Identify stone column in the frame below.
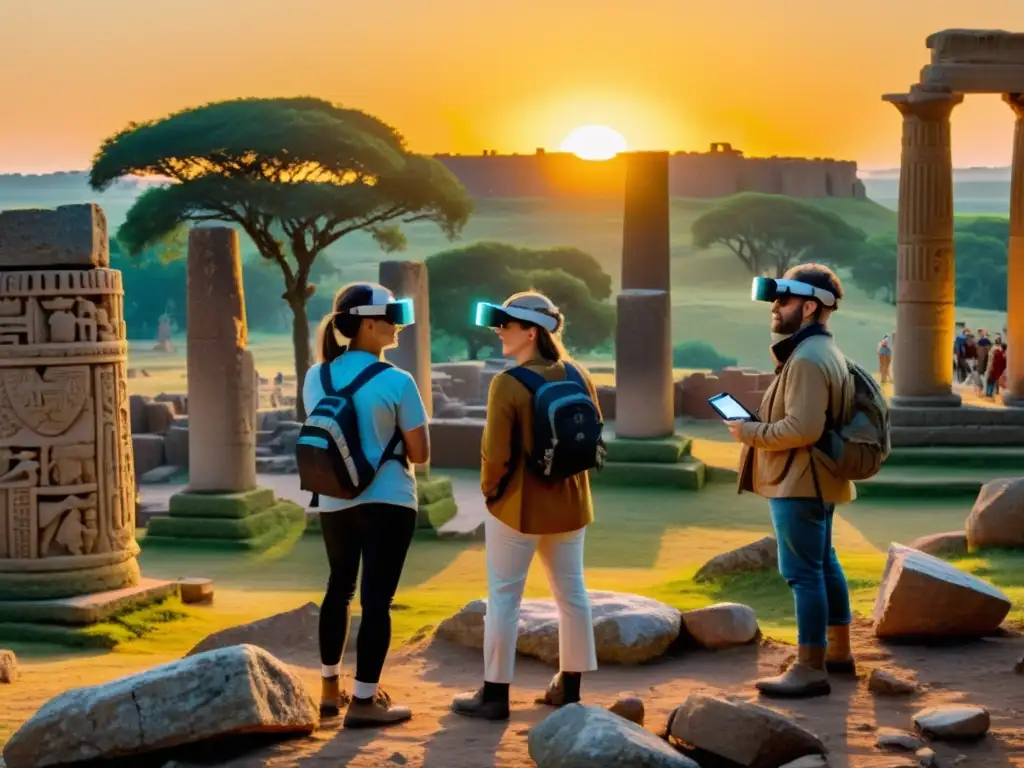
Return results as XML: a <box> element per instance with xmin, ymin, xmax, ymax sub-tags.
<box><xmin>0</xmin><ymin>204</ymin><xmax>141</xmax><ymax>599</ymax></box>
<box><xmin>621</xmin><ymin>151</ymin><xmax>671</xmax><ymax>292</ymax></box>
<box><xmin>614</xmin><ymin>289</ymin><xmax>674</xmax><ymax>438</ymax></box>
<box><xmin>380</xmin><ymin>260</ymin><xmax>433</xmax><ymax>417</ymax></box>
<box><xmin>185</xmin><ymin>227</ymin><xmax>256</xmax><ymax>493</ymax></box>
<box><xmin>882</xmin><ymin>89</ymin><xmax>964</xmax><ymax>407</ymax></box>
<box><xmin>1004</xmin><ymin>94</ymin><xmax>1024</xmax><ymax>406</ymax></box>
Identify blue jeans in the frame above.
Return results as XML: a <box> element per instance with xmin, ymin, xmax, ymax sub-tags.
<box><xmin>768</xmin><ymin>498</ymin><xmax>852</xmax><ymax>647</ymax></box>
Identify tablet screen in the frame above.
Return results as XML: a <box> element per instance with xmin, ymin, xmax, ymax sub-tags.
<box><xmin>709</xmin><ymin>393</ymin><xmax>754</xmax><ymax>420</ymax></box>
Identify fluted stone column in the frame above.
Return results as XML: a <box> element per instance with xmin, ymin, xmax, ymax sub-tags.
<box><xmin>185</xmin><ymin>228</ymin><xmax>256</xmax><ymax>493</ymax></box>
<box><xmin>883</xmin><ymin>89</ymin><xmax>964</xmax><ymax>407</ymax></box>
<box><xmin>1004</xmin><ymin>94</ymin><xmax>1024</xmax><ymax>407</ymax></box>
<box><xmin>621</xmin><ymin>151</ymin><xmax>670</xmax><ymax>292</ymax></box>
<box><xmin>380</xmin><ymin>260</ymin><xmax>432</xmax><ymax>417</ymax></box>
<box><xmin>614</xmin><ymin>289</ymin><xmax>674</xmax><ymax>438</ymax></box>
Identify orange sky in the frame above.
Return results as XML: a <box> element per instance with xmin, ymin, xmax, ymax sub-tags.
<box><xmin>3</xmin><ymin>0</ymin><xmax>1024</xmax><ymax>173</ymax></box>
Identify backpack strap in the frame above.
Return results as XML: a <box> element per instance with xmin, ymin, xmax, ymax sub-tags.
<box><xmin>379</xmin><ymin>426</ymin><xmax>407</xmax><ymax>468</ymax></box>
<box><xmin>562</xmin><ymin>362</ymin><xmax>585</xmax><ymax>387</ymax></box>
<box><xmin>319</xmin><ymin>363</ymin><xmax>337</xmax><ymax>397</ymax></box>
<box><xmin>340</xmin><ymin>360</ymin><xmax>393</xmax><ymax>397</ymax></box>
<box><xmin>506</xmin><ymin>365</ymin><xmax>547</xmax><ymax>394</ymax></box>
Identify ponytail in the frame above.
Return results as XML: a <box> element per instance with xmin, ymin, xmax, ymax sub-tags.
<box><xmin>316</xmin><ymin>312</ymin><xmax>361</xmax><ymax>365</ymax></box>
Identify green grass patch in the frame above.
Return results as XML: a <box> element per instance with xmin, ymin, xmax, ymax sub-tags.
<box><xmin>417</xmin><ymin>496</ymin><xmax>459</xmax><ymax>530</ymax></box>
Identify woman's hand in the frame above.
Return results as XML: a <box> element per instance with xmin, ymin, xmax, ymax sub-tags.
<box><xmin>724</xmin><ymin>419</ymin><xmax>746</xmax><ymax>442</ymax></box>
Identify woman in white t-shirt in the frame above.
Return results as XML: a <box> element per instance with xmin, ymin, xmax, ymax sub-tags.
<box><xmin>303</xmin><ymin>282</ymin><xmax>430</xmax><ymax>729</ymax></box>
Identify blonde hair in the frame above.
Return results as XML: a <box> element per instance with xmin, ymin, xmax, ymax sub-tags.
<box><xmin>503</xmin><ymin>290</ymin><xmax>569</xmax><ymax>362</ymax></box>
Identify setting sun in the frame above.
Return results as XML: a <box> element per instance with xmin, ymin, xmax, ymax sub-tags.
<box><xmin>559</xmin><ymin>125</ymin><xmax>628</xmax><ymax>160</ymax></box>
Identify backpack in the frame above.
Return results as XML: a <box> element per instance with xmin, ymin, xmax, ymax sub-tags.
<box><xmin>295</xmin><ymin>361</ymin><xmax>405</xmax><ymax>503</ymax></box>
<box><xmin>818</xmin><ymin>358</ymin><xmax>891</xmax><ymax>481</ymax></box>
<box><xmin>506</xmin><ymin>362</ymin><xmax>606</xmax><ymax>482</ymax></box>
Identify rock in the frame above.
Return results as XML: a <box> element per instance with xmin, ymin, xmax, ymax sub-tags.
<box><xmin>0</xmin><ymin>650</ymin><xmax>16</xmax><ymax>683</ymax></box>
<box><xmin>1</xmin><ymin>644</ymin><xmax>317</xmax><ymax>768</ymax></box>
<box><xmin>907</xmin><ymin>531</ymin><xmax>968</xmax><ymax>559</ymax></box>
<box><xmin>178</xmin><ymin>578</ymin><xmax>214</xmax><ymax>604</ymax></box>
<box><xmin>872</xmin><ymin>544</ymin><xmax>1011</xmax><ymax>639</ymax></box>
<box><xmin>437</xmin><ymin>591</ymin><xmax>681</xmax><ymax>665</ymax></box>
<box><xmin>966</xmin><ymin>477</ymin><xmax>1024</xmax><ymax>549</ymax></box>
<box><xmin>694</xmin><ymin>536</ymin><xmax>778</xmax><ymax>582</ymax></box>
<box><xmin>912</xmin><ymin>705</ymin><xmax>990</xmax><ymax>740</ymax></box>
<box><xmin>916</xmin><ymin>747</ymin><xmax>936</xmax><ymax>767</ymax></box>
<box><xmin>0</xmin><ymin>204</ymin><xmax>109</xmax><ymax>269</ymax></box>
<box><xmin>681</xmin><ymin>602</ymin><xmax>759</xmax><ymax>648</ymax></box>
<box><xmin>667</xmin><ymin>693</ymin><xmax>826</xmax><ymax>768</ymax></box>
<box><xmin>528</xmin><ymin>704</ymin><xmax>698</xmax><ymax>768</ymax></box>
<box><xmin>779</xmin><ymin>758</ymin><xmax>828</xmax><ymax>768</ymax></box>
<box><xmin>868</xmin><ymin>668</ymin><xmax>920</xmax><ymax>697</ymax></box>
<box><xmin>608</xmin><ymin>696</ymin><xmax>645</xmax><ymax>726</ymax></box>
<box><xmin>185</xmin><ymin>603</ymin><xmax>330</xmax><ymax>665</ymax></box>
<box><xmin>876</xmin><ymin>727</ymin><xmax>924</xmax><ymax>751</ymax></box>
<box><xmin>144</xmin><ymin>401</ymin><xmax>177</xmax><ymax>434</ymax></box>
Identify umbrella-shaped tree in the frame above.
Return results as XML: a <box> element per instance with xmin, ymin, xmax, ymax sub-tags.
<box><xmin>89</xmin><ymin>97</ymin><xmax>473</xmax><ymax>416</ymax></box>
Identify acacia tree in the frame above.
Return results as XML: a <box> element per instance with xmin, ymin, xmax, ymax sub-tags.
<box><xmin>89</xmin><ymin>97</ymin><xmax>473</xmax><ymax>416</ymax></box>
<box><xmin>691</xmin><ymin>192</ymin><xmax>866</xmax><ymax>277</ymax></box>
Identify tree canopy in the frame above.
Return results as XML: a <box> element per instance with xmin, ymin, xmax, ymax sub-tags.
<box><xmin>690</xmin><ymin>192</ymin><xmax>867</xmax><ymax>277</ymax></box>
<box><xmin>426</xmin><ymin>242</ymin><xmax>615</xmax><ymax>359</ymax></box>
<box><xmin>89</xmin><ymin>97</ymin><xmax>473</xmax><ymax>416</ymax></box>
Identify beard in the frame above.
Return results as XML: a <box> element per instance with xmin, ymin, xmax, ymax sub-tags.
<box><xmin>772</xmin><ymin>310</ymin><xmax>804</xmax><ymax>336</ymax></box>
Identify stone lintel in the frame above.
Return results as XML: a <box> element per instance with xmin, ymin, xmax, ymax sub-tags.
<box><xmin>0</xmin><ymin>203</ymin><xmax>109</xmax><ymax>269</ymax></box>
<box><xmin>0</xmin><ymin>578</ymin><xmax>178</xmax><ymax>626</ymax></box>
<box><xmin>920</xmin><ymin>63</ymin><xmax>1024</xmax><ymax>94</ymax></box>
<box><xmin>927</xmin><ymin>29</ymin><xmax>1024</xmax><ymax>66</ymax></box>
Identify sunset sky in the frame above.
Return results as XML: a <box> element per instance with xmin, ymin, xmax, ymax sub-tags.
<box><xmin>4</xmin><ymin>0</ymin><xmax>1024</xmax><ymax>174</ymax></box>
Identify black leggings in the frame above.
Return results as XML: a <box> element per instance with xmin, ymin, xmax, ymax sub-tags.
<box><xmin>318</xmin><ymin>503</ymin><xmax>417</xmax><ymax>683</ymax></box>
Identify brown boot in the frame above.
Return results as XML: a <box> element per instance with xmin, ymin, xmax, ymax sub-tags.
<box><xmin>343</xmin><ymin>688</ymin><xmax>412</xmax><ymax>729</ymax></box>
<box><xmin>825</xmin><ymin>624</ymin><xmax>856</xmax><ymax>675</ymax></box>
<box><xmin>755</xmin><ymin>645</ymin><xmax>830</xmax><ymax>698</ymax></box>
<box><xmin>320</xmin><ymin>676</ymin><xmax>351</xmax><ymax>717</ymax></box>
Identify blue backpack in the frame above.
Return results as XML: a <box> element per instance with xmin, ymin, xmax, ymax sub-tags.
<box><xmin>296</xmin><ymin>361</ymin><xmax>405</xmax><ymax>504</ymax></box>
<box><xmin>506</xmin><ymin>362</ymin><xmax>605</xmax><ymax>481</ymax></box>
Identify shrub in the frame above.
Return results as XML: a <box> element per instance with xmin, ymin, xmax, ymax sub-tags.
<box><xmin>672</xmin><ymin>340</ymin><xmax>737</xmax><ymax>371</ymax></box>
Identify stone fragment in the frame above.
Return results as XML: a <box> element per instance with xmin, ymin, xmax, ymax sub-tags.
<box><xmin>668</xmin><ymin>693</ymin><xmax>826</xmax><ymax>768</ymax></box>
<box><xmin>907</xmin><ymin>531</ymin><xmax>968</xmax><ymax>558</ymax></box>
<box><xmin>681</xmin><ymin>602</ymin><xmax>759</xmax><ymax>648</ymax></box>
<box><xmin>1</xmin><ymin>644</ymin><xmax>317</xmax><ymax>767</ymax></box>
<box><xmin>186</xmin><ymin>602</ymin><xmax>321</xmax><ymax>663</ymax></box>
<box><xmin>912</xmin><ymin>705</ymin><xmax>990</xmax><ymax>740</ymax></box>
<box><xmin>695</xmin><ymin>536</ymin><xmax>778</xmax><ymax>582</ymax></box>
<box><xmin>966</xmin><ymin>477</ymin><xmax>1024</xmax><ymax>549</ymax></box>
<box><xmin>607</xmin><ymin>695</ymin><xmax>645</xmax><ymax>726</ymax></box>
<box><xmin>436</xmin><ymin>591</ymin><xmax>681</xmax><ymax>665</ymax></box>
<box><xmin>779</xmin><ymin>757</ymin><xmax>828</xmax><ymax>768</ymax></box>
<box><xmin>0</xmin><ymin>204</ymin><xmax>108</xmax><ymax>268</ymax></box>
<box><xmin>178</xmin><ymin>578</ymin><xmax>214</xmax><ymax>604</ymax></box>
<box><xmin>0</xmin><ymin>649</ymin><xmax>16</xmax><ymax>683</ymax></box>
<box><xmin>916</xmin><ymin>747</ymin><xmax>937</xmax><ymax>767</ymax></box>
<box><xmin>528</xmin><ymin>704</ymin><xmax>698</xmax><ymax>768</ymax></box>
<box><xmin>876</xmin><ymin>727</ymin><xmax>924</xmax><ymax>751</ymax></box>
<box><xmin>868</xmin><ymin>668</ymin><xmax>920</xmax><ymax>697</ymax></box>
<box><xmin>872</xmin><ymin>544</ymin><xmax>1011</xmax><ymax>638</ymax></box>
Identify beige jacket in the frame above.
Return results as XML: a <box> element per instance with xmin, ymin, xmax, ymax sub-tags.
<box><xmin>737</xmin><ymin>333</ymin><xmax>856</xmax><ymax>503</ymax></box>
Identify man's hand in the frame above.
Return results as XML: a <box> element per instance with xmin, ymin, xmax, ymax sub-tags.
<box><xmin>724</xmin><ymin>419</ymin><xmax>746</xmax><ymax>442</ymax></box>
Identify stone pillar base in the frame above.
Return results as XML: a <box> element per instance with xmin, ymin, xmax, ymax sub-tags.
<box><xmin>890</xmin><ymin>394</ymin><xmax>962</xmax><ymax>408</ymax></box>
<box><xmin>0</xmin><ymin>556</ymin><xmax>140</xmax><ymax>601</ymax></box>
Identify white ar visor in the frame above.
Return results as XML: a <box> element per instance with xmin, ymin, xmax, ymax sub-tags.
<box><xmin>751</xmin><ymin>277</ymin><xmax>836</xmax><ymax>308</ymax></box>
<box><xmin>345</xmin><ymin>287</ymin><xmax>415</xmax><ymax>324</ymax></box>
<box><xmin>474</xmin><ymin>302</ymin><xmax>560</xmax><ymax>332</ymax></box>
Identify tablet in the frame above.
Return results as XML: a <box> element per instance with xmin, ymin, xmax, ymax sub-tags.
<box><xmin>707</xmin><ymin>392</ymin><xmax>758</xmax><ymax>421</ymax></box>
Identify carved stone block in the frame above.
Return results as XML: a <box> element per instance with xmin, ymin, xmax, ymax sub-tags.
<box><xmin>928</xmin><ymin>29</ymin><xmax>1024</xmax><ymax>66</ymax></box>
<box><xmin>0</xmin><ymin>204</ymin><xmax>109</xmax><ymax>269</ymax></box>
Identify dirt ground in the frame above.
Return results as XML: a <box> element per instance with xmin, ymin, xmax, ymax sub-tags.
<box><xmin>16</xmin><ymin>618</ymin><xmax>1016</xmax><ymax>768</ymax></box>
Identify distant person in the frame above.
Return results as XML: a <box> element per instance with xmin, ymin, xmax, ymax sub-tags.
<box><xmin>877</xmin><ymin>335</ymin><xmax>892</xmax><ymax>384</ymax></box>
<box><xmin>953</xmin><ymin>328</ymin><xmax>969</xmax><ymax>383</ymax></box>
<box><xmin>300</xmin><ymin>282</ymin><xmax>429</xmax><ymax>728</ymax></box>
<box><xmin>727</xmin><ymin>264</ymin><xmax>883</xmax><ymax>699</ymax></box>
<box><xmin>987</xmin><ymin>343</ymin><xmax>1007</xmax><ymax>398</ymax></box>
<box><xmin>976</xmin><ymin>330</ymin><xmax>993</xmax><ymax>394</ymax></box>
<box><xmin>451</xmin><ymin>291</ymin><xmax>603</xmax><ymax>720</ymax></box>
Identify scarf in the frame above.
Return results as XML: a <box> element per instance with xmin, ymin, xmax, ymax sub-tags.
<box><xmin>770</xmin><ymin>322</ymin><xmax>832</xmax><ymax>373</ymax></box>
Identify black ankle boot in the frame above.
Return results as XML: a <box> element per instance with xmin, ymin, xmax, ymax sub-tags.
<box><xmin>451</xmin><ymin>681</ymin><xmax>510</xmax><ymax>721</ymax></box>
<box><xmin>536</xmin><ymin>672</ymin><xmax>582</xmax><ymax>707</ymax></box>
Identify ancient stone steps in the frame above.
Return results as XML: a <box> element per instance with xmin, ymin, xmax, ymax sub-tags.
<box><xmin>590</xmin><ymin>457</ymin><xmax>706</xmax><ymax>490</ymax></box>
<box><xmin>857</xmin><ymin>465</ymin><xmax>995</xmax><ymax>500</ymax></box>
<box><xmin>886</xmin><ymin>445</ymin><xmax>1024</xmax><ymax>469</ymax></box>
<box><xmin>891</xmin><ymin>425</ymin><xmax>1024</xmax><ymax>446</ymax></box>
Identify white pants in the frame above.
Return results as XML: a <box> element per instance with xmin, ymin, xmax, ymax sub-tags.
<box><xmin>483</xmin><ymin>514</ymin><xmax>598</xmax><ymax>684</ymax></box>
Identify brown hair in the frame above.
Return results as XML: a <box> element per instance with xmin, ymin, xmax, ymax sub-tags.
<box><xmin>503</xmin><ymin>291</ymin><xmax>569</xmax><ymax>362</ymax></box>
<box><xmin>783</xmin><ymin>263</ymin><xmax>844</xmax><ymax>322</ymax></box>
<box><xmin>316</xmin><ymin>282</ymin><xmax>389</xmax><ymax>364</ymax></box>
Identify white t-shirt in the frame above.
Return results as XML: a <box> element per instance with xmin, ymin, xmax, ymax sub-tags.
<box><xmin>302</xmin><ymin>351</ymin><xmax>428</xmax><ymax>512</ymax></box>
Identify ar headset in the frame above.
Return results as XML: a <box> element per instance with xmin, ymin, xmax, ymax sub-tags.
<box><xmin>474</xmin><ymin>300</ymin><xmax>560</xmax><ymax>331</ymax></box>
<box><xmin>343</xmin><ymin>286</ymin><xmax>415</xmax><ymax>325</ymax></box>
<box><xmin>751</xmin><ymin>277</ymin><xmax>837</xmax><ymax>308</ymax></box>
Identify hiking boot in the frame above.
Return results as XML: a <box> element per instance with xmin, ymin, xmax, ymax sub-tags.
<box><xmin>825</xmin><ymin>624</ymin><xmax>856</xmax><ymax>675</ymax></box>
<box><xmin>534</xmin><ymin>672</ymin><xmax>581</xmax><ymax>707</ymax></box>
<box><xmin>755</xmin><ymin>645</ymin><xmax>830</xmax><ymax>698</ymax></box>
<box><xmin>319</xmin><ymin>676</ymin><xmax>351</xmax><ymax>718</ymax></box>
<box><xmin>343</xmin><ymin>688</ymin><xmax>411</xmax><ymax>728</ymax></box>
<box><xmin>451</xmin><ymin>685</ymin><xmax>511</xmax><ymax>721</ymax></box>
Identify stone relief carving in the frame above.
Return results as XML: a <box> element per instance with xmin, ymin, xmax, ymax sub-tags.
<box><xmin>0</xmin><ymin>268</ymin><xmax>133</xmax><ymax>562</ymax></box>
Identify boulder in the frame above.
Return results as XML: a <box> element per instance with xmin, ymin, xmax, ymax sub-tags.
<box><xmin>608</xmin><ymin>696</ymin><xmax>645</xmax><ymax>726</ymax></box>
<box><xmin>876</xmin><ymin>727</ymin><xmax>924</xmax><ymax>751</ymax></box>
<box><xmin>907</xmin><ymin>531</ymin><xmax>968</xmax><ymax>559</ymax></box>
<box><xmin>186</xmin><ymin>603</ymin><xmax>327</xmax><ymax>665</ymax></box>
<box><xmin>1</xmin><ymin>644</ymin><xmax>317</xmax><ymax>768</ymax></box>
<box><xmin>667</xmin><ymin>693</ymin><xmax>826</xmax><ymax>768</ymax></box>
<box><xmin>0</xmin><ymin>649</ymin><xmax>16</xmax><ymax>683</ymax></box>
<box><xmin>436</xmin><ymin>591</ymin><xmax>681</xmax><ymax>665</ymax></box>
<box><xmin>872</xmin><ymin>544</ymin><xmax>1011</xmax><ymax>639</ymax></box>
<box><xmin>868</xmin><ymin>668</ymin><xmax>919</xmax><ymax>697</ymax></box>
<box><xmin>681</xmin><ymin>602</ymin><xmax>759</xmax><ymax>648</ymax></box>
<box><xmin>528</xmin><ymin>704</ymin><xmax>698</xmax><ymax>768</ymax></box>
<box><xmin>694</xmin><ymin>536</ymin><xmax>777</xmax><ymax>582</ymax></box>
<box><xmin>966</xmin><ymin>477</ymin><xmax>1024</xmax><ymax>549</ymax></box>
<box><xmin>913</xmin><ymin>705</ymin><xmax>990</xmax><ymax>741</ymax></box>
